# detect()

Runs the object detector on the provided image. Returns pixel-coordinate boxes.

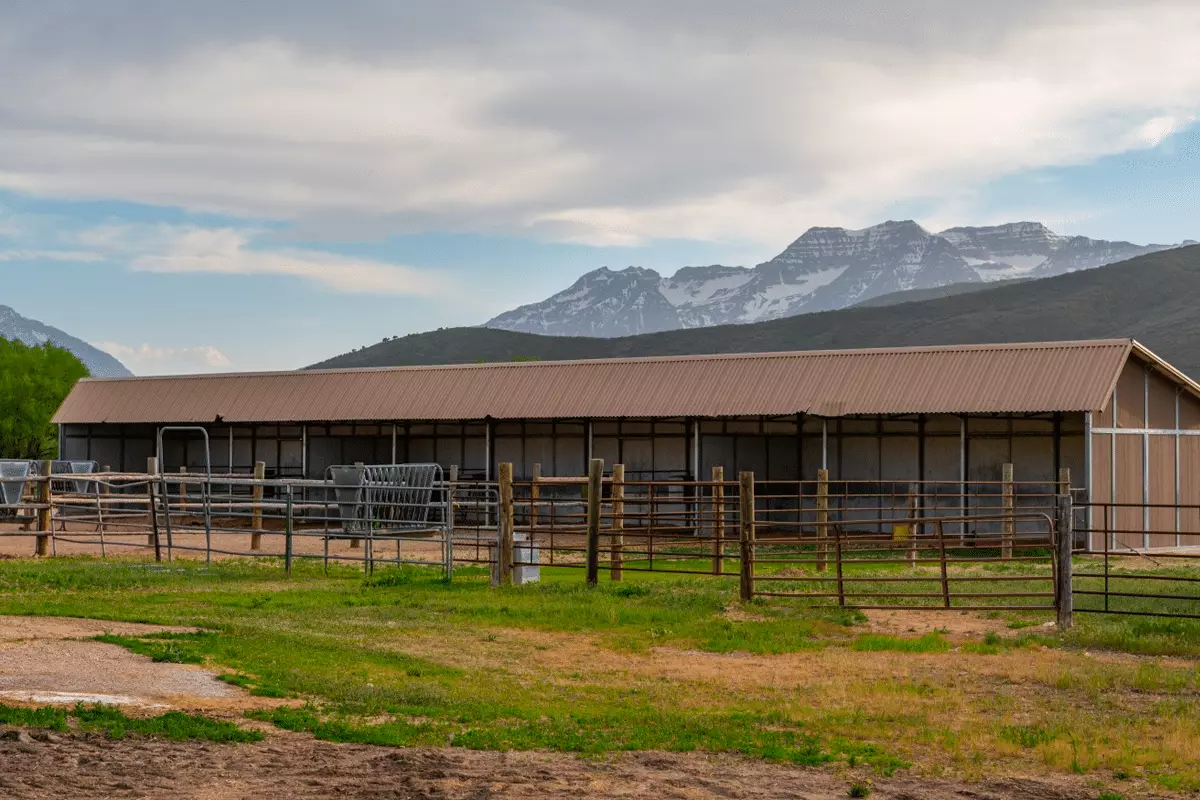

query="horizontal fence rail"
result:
[6,457,1200,625]
[1074,502,1200,619]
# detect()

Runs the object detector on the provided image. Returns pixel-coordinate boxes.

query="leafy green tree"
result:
[0,338,90,459]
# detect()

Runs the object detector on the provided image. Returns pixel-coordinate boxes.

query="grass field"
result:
[1,556,1199,795]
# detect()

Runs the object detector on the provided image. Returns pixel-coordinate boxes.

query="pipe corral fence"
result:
[3,457,1200,627]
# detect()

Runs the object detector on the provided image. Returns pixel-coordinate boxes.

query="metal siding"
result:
[1115,362,1147,428]
[1148,370,1178,429]
[1180,437,1200,535]
[1148,436,1176,546]
[1115,434,1144,550]
[54,340,1137,425]
[1180,391,1200,430]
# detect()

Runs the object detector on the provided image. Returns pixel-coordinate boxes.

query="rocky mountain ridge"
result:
[486,221,1193,337]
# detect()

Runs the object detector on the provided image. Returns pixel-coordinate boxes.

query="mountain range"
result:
[312,244,1200,379]
[485,221,1194,337]
[0,305,131,377]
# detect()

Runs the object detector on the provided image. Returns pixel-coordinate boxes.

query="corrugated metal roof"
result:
[53,339,1149,425]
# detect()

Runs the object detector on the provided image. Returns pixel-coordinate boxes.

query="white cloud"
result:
[93,341,234,376]
[0,249,104,262]
[0,2,1197,246]
[75,223,452,296]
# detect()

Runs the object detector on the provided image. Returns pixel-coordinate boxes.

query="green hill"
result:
[310,245,1200,377]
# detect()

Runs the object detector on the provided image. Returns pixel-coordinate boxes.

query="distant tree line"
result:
[0,338,89,459]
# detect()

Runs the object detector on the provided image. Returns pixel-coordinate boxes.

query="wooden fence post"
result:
[35,460,52,557]
[1056,489,1074,630]
[610,464,625,582]
[816,469,829,572]
[585,458,603,586]
[711,466,725,575]
[739,471,756,601]
[498,462,514,586]
[251,461,266,550]
[145,457,159,545]
[1058,467,1071,497]
[98,465,110,536]
[1002,462,1014,559]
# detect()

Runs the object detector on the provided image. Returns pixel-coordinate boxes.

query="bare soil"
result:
[0,732,1160,799]
[0,616,284,713]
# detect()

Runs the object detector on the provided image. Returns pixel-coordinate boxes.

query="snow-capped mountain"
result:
[485,221,1193,337]
[0,305,131,377]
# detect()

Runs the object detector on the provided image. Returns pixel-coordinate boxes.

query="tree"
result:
[0,338,90,459]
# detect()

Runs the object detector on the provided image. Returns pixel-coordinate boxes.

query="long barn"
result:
[51,339,1200,548]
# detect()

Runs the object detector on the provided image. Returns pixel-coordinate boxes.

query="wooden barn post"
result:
[585,458,603,586]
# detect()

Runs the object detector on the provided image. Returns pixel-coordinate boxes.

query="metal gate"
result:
[1074,502,1200,619]
[752,512,1059,611]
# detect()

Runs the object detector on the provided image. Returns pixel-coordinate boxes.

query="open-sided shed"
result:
[52,339,1200,549]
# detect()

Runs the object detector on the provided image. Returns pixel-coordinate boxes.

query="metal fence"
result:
[1073,502,1200,619]
[1,464,465,576]
[7,458,1200,625]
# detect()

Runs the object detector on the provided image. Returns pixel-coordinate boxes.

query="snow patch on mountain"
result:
[485,221,1192,338]
[0,305,133,377]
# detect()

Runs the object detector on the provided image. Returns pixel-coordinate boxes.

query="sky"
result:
[1,0,1199,374]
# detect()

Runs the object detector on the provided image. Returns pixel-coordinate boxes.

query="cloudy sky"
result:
[2,0,1199,373]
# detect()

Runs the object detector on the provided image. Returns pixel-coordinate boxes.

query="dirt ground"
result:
[0,732,1157,800]
[0,616,283,713]
[0,523,457,566]
[0,615,1172,799]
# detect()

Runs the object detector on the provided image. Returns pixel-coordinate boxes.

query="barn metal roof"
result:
[52,339,1173,425]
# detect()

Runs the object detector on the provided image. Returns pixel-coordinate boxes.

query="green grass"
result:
[0,701,261,743]
[2,556,1200,788]
[0,704,70,731]
[852,633,950,654]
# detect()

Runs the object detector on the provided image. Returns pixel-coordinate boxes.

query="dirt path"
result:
[0,616,279,713]
[0,732,1158,800]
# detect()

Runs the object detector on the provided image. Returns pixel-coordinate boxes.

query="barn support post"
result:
[739,471,756,602]
[610,463,625,582]
[960,416,968,537]
[585,458,603,587]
